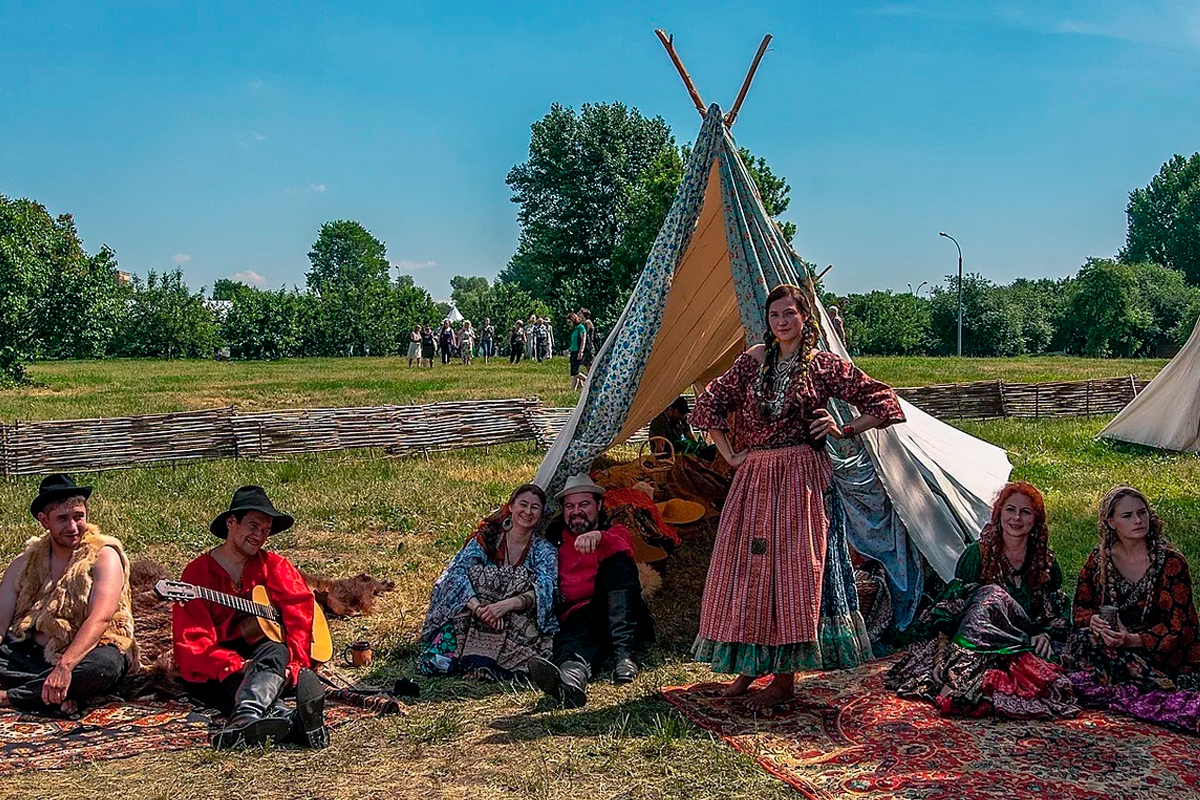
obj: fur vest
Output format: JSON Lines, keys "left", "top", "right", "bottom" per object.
{"left": 9, "top": 524, "right": 138, "bottom": 670}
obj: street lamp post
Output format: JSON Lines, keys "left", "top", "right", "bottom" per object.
{"left": 939, "top": 231, "right": 963, "bottom": 356}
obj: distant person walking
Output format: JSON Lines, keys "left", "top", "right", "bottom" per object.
{"left": 579, "top": 308, "right": 597, "bottom": 371}
{"left": 509, "top": 321, "right": 526, "bottom": 365}
{"left": 828, "top": 305, "right": 846, "bottom": 348}
{"left": 420, "top": 324, "right": 436, "bottom": 368}
{"left": 460, "top": 321, "right": 476, "bottom": 365}
{"left": 439, "top": 321, "right": 456, "bottom": 365}
{"left": 480, "top": 318, "right": 496, "bottom": 363}
{"left": 568, "top": 312, "right": 587, "bottom": 391}
{"left": 541, "top": 317, "right": 554, "bottom": 360}
{"left": 407, "top": 326, "right": 422, "bottom": 368}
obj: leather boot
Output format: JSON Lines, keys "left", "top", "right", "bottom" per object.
{"left": 527, "top": 657, "right": 589, "bottom": 709}
{"left": 212, "top": 669, "right": 291, "bottom": 750}
{"left": 283, "top": 668, "right": 329, "bottom": 749}
{"left": 607, "top": 589, "right": 639, "bottom": 684}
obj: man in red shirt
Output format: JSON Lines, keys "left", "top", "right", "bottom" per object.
{"left": 528, "top": 474, "right": 654, "bottom": 708}
{"left": 172, "top": 486, "right": 327, "bottom": 750}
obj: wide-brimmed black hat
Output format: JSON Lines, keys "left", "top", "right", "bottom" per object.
{"left": 209, "top": 485, "right": 294, "bottom": 539}
{"left": 30, "top": 474, "right": 93, "bottom": 519}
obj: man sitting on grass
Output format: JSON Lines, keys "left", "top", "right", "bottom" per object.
{"left": 173, "top": 485, "right": 327, "bottom": 750}
{"left": 528, "top": 474, "right": 654, "bottom": 708}
{"left": 0, "top": 475, "right": 137, "bottom": 716}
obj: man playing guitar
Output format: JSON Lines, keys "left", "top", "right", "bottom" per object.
{"left": 172, "top": 485, "right": 328, "bottom": 749}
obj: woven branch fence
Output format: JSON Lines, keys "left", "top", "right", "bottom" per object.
{"left": 0, "top": 376, "right": 1147, "bottom": 477}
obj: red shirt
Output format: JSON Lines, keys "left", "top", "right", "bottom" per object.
{"left": 172, "top": 550, "right": 315, "bottom": 687}
{"left": 557, "top": 524, "right": 634, "bottom": 619}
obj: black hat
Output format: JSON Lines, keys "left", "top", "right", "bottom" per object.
{"left": 209, "top": 485, "right": 295, "bottom": 539}
{"left": 30, "top": 474, "right": 93, "bottom": 519}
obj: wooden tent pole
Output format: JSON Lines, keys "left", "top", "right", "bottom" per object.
{"left": 815, "top": 264, "right": 833, "bottom": 282}
{"left": 724, "top": 34, "right": 772, "bottom": 127}
{"left": 654, "top": 29, "right": 707, "bottom": 117}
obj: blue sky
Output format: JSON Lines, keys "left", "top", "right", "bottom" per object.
{"left": 5, "top": 1, "right": 1200, "bottom": 301}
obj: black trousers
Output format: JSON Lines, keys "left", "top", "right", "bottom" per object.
{"left": 0, "top": 635, "right": 126, "bottom": 713}
{"left": 182, "top": 639, "right": 289, "bottom": 716}
{"left": 553, "top": 554, "right": 651, "bottom": 669}
{"left": 510, "top": 343, "right": 524, "bottom": 364}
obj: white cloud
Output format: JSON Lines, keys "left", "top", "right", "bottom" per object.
{"left": 286, "top": 183, "right": 327, "bottom": 195}
{"left": 230, "top": 270, "right": 267, "bottom": 287}
{"left": 392, "top": 260, "right": 438, "bottom": 270}
{"left": 171, "top": 253, "right": 191, "bottom": 264}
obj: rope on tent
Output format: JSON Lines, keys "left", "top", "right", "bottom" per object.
{"left": 724, "top": 34, "right": 773, "bottom": 127}
{"left": 654, "top": 29, "right": 707, "bottom": 117}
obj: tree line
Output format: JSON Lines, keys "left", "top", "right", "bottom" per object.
{"left": 4, "top": 105, "right": 1200, "bottom": 382}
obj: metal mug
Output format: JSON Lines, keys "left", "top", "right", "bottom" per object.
{"left": 1098, "top": 605, "right": 1120, "bottom": 628}
{"left": 342, "top": 640, "right": 373, "bottom": 668}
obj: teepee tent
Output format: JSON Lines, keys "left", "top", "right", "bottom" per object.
{"left": 447, "top": 305, "right": 465, "bottom": 323}
{"left": 535, "top": 33, "right": 1012, "bottom": 628}
{"left": 1098, "top": 315, "right": 1200, "bottom": 451}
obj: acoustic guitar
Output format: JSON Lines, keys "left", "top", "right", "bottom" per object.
{"left": 154, "top": 579, "right": 334, "bottom": 664}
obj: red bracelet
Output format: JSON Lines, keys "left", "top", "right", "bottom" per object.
{"left": 842, "top": 424, "right": 856, "bottom": 438}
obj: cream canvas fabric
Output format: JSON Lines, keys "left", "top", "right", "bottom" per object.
{"left": 1098, "top": 315, "right": 1200, "bottom": 452}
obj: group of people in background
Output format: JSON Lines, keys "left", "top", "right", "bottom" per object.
{"left": 403, "top": 310, "right": 600, "bottom": 392}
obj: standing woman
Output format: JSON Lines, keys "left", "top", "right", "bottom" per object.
{"left": 439, "top": 320, "right": 456, "bottom": 365}
{"left": 509, "top": 321, "right": 526, "bottom": 365}
{"left": 406, "top": 325, "right": 422, "bottom": 369}
{"left": 579, "top": 309, "right": 597, "bottom": 372}
{"left": 567, "top": 312, "right": 587, "bottom": 391}
{"left": 1063, "top": 486, "right": 1200, "bottom": 731}
{"left": 420, "top": 324, "right": 436, "bottom": 369}
{"left": 480, "top": 318, "right": 495, "bottom": 364}
{"left": 690, "top": 284, "right": 906, "bottom": 709}
{"left": 460, "top": 321, "right": 476, "bottom": 365}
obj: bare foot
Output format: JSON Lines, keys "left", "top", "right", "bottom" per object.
{"left": 0, "top": 689, "right": 9, "bottom": 707}
{"left": 719, "top": 675, "right": 755, "bottom": 698}
{"left": 60, "top": 699, "right": 78, "bottom": 716}
{"left": 742, "top": 673, "right": 795, "bottom": 711}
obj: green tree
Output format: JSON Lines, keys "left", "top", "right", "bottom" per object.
{"left": 502, "top": 103, "right": 675, "bottom": 328}
{"left": 0, "top": 195, "right": 124, "bottom": 380}
{"left": 739, "top": 147, "right": 797, "bottom": 243}
{"left": 212, "top": 278, "right": 255, "bottom": 301}
{"left": 840, "top": 291, "right": 930, "bottom": 355}
{"left": 1062, "top": 259, "right": 1155, "bottom": 357}
{"left": 114, "top": 269, "right": 219, "bottom": 359}
{"left": 928, "top": 273, "right": 1024, "bottom": 356}
{"left": 306, "top": 220, "right": 390, "bottom": 295}
{"left": 1121, "top": 153, "right": 1200, "bottom": 285}
{"left": 221, "top": 288, "right": 303, "bottom": 359}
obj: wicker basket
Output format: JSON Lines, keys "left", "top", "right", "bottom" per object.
{"left": 636, "top": 437, "right": 676, "bottom": 476}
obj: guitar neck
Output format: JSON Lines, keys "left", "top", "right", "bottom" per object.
{"left": 194, "top": 585, "right": 280, "bottom": 622}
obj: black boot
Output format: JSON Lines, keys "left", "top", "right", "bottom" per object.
{"left": 607, "top": 589, "right": 639, "bottom": 684}
{"left": 212, "top": 669, "right": 291, "bottom": 750}
{"left": 528, "top": 657, "right": 589, "bottom": 709}
{"left": 284, "top": 668, "right": 329, "bottom": 749}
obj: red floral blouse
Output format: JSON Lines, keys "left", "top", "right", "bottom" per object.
{"left": 1072, "top": 544, "right": 1200, "bottom": 674}
{"left": 172, "top": 550, "right": 316, "bottom": 687}
{"left": 690, "top": 350, "right": 905, "bottom": 448}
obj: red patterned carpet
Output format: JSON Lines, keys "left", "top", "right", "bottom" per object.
{"left": 0, "top": 696, "right": 376, "bottom": 775}
{"left": 661, "top": 657, "right": 1200, "bottom": 800}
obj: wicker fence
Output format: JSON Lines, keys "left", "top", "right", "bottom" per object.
{"left": 0, "top": 375, "right": 1148, "bottom": 477}
{"left": 895, "top": 375, "right": 1149, "bottom": 420}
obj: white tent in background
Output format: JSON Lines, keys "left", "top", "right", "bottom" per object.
{"left": 447, "top": 305, "right": 464, "bottom": 323}
{"left": 1098, "top": 315, "right": 1200, "bottom": 451}
{"left": 535, "top": 32, "right": 1012, "bottom": 629}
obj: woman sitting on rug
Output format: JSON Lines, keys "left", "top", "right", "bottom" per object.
{"left": 1062, "top": 486, "right": 1200, "bottom": 732}
{"left": 419, "top": 484, "right": 557, "bottom": 680}
{"left": 885, "top": 481, "right": 1075, "bottom": 718}
{"left": 690, "top": 283, "right": 905, "bottom": 710}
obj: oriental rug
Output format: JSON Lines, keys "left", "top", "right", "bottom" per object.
{"left": 660, "top": 656, "right": 1200, "bottom": 800}
{"left": 0, "top": 695, "right": 377, "bottom": 775}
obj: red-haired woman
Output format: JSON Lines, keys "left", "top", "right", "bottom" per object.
{"left": 1063, "top": 486, "right": 1200, "bottom": 732}
{"left": 885, "top": 481, "right": 1075, "bottom": 717}
{"left": 690, "top": 284, "right": 905, "bottom": 709}
{"left": 418, "top": 484, "right": 558, "bottom": 680}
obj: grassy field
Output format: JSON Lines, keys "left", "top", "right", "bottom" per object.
{"left": 0, "top": 355, "right": 1168, "bottom": 422}
{"left": 0, "top": 356, "right": 1195, "bottom": 800}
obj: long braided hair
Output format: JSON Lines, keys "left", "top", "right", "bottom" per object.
{"left": 754, "top": 284, "right": 823, "bottom": 419}
{"left": 978, "top": 481, "right": 1055, "bottom": 595}
{"left": 469, "top": 483, "right": 547, "bottom": 563}
{"left": 1096, "top": 486, "right": 1165, "bottom": 606}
